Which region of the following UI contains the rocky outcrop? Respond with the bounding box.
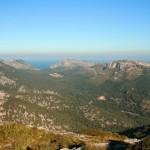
[0,76,16,86]
[49,73,64,78]
[90,59,150,81]
[50,59,95,69]
[97,96,106,101]
[107,60,150,70]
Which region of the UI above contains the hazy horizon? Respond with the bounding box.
[1,51,150,63]
[1,53,150,69]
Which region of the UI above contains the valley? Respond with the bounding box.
[0,58,150,149]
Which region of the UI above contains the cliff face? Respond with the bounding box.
[107,60,150,70]
[88,60,150,81]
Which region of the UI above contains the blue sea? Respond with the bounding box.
[26,59,59,70]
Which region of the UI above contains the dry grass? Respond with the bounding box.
[0,123,83,150]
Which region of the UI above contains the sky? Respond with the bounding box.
[0,0,150,60]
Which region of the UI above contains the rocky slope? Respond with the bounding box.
[88,59,150,81]
[50,59,95,69]
[107,59,150,70]
[0,58,150,135]
[0,123,129,150]
[1,122,149,150]
[51,59,150,80]
[6,59,39,70]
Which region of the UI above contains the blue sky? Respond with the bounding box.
[0,0,150,59]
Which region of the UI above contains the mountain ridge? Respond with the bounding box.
[50,59,150,70]
[50,59,96,69]
[0,57,150,136]
[6,59,39,70]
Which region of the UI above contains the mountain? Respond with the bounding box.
[6,59,39,70]
[50,59,150,80]
[50,59,95,69]
[0,58,150,135]
[107,59,150,69]
[88,59,150,82]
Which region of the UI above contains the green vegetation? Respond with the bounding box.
[0,123,83,150]
[0,123,130,150]
[1,60,150,134]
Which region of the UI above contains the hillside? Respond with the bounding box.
[50,59,95,69]
[0,123,129,150]
[0,123,83,150]
[6,59,39,70]
[0,58,150,134]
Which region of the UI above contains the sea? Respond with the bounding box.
[26,59,59,70]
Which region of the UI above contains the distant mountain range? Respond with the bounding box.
[0,58,150,135]
[6,59,39,70]
[50,59,95,69]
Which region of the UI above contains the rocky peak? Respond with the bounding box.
[89,59,150,81]
[107,60,150,70]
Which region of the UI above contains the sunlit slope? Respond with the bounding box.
[0,59,150,132]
